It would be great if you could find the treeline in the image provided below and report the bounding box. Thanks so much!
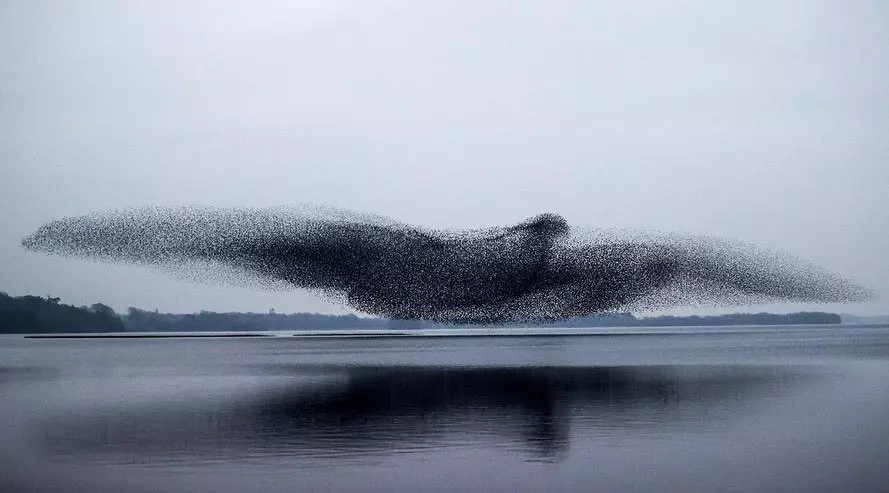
[571,311,843,327]
[123,310,840,331]
[431,311,841,328]
[124,308,388,332]
[0,292,125,334]
[840,314,889,325]
[0,291,842,334]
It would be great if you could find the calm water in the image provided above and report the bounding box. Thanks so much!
[2,326,889,493]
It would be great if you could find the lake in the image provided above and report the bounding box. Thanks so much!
[2,325,889,493]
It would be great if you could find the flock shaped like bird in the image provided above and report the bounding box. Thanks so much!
[22,206,873,324]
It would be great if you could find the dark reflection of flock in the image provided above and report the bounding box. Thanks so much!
[39,365,812,464]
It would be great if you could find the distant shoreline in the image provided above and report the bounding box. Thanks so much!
[20,324,888,340]
[5,290,873,336]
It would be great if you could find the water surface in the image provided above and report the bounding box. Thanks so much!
[2,325,889,492]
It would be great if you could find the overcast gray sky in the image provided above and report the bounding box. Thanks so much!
[2,0,887,316]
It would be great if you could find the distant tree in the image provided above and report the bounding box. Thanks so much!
[90,303,116,317]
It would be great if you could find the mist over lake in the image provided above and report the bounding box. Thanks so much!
[3,326,889,493]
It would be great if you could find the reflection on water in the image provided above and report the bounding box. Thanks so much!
[6,329,889,493]
[38,365,811,466]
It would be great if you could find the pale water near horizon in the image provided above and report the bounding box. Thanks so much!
[2,325,889,492]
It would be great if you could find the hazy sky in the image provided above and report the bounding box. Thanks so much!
[2,0,887,315]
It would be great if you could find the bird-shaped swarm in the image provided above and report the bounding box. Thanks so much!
[21,206,873,324]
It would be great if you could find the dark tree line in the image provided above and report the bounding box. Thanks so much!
[0,291,842,334]
[629,312,842,326]
[123,308,389,332]
[442,311,841,328]
[0,292,125,334]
